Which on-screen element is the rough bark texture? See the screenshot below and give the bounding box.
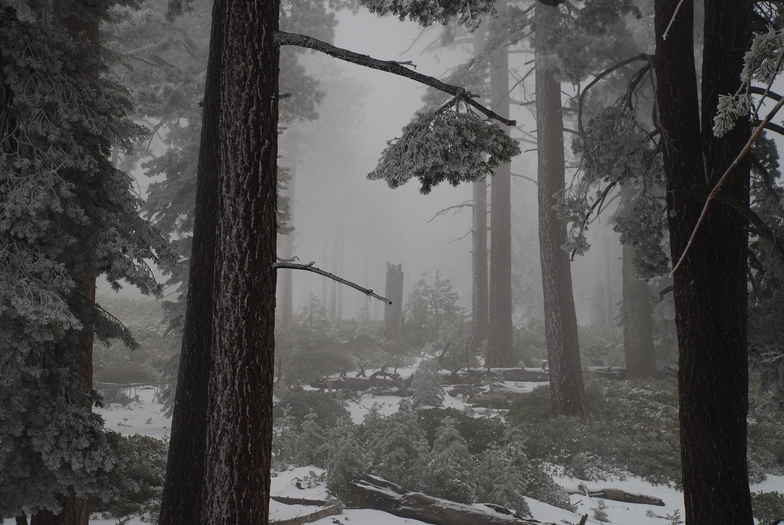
[485,2,513,368]
[384,263,404,339]
[199,0,280,521]
[471,177,489,353]
[621,242,656,379]
[157,3,223,524]
[654,0,753,523]
[535,5,585,417]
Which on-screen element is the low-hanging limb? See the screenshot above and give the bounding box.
[274,31,516,127]
[272,260,391,304]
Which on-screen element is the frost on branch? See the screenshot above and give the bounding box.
[368,96,520,194]
[359,0,495,31]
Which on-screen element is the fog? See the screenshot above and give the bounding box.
[99,6,624,327]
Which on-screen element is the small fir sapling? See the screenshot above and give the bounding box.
[412,358,445,408]
[472,445,531,516]
[422,417,475,503]
[293,412,328,468]
[325,418,368,497]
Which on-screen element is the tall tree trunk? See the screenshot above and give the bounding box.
[472,177,489,354]
[535,4,585,417]
[485,1,513,368]
[158,1,223,523]
[654,0,753,523]
[621,242,656,378]
[198,0,280,521]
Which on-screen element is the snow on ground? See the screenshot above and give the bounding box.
[90,382,784,525]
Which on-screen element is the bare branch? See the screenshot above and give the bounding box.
[428,200,473,222]
[671,93,784,276]
[273,261,391,304]
[510,172,538,185]
[275,31,516,127]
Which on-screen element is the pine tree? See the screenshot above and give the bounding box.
[0,2,172,521]
[325,418,367,498]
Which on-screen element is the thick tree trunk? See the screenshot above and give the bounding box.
[654,0,753,524]
[384,263,404,339]
[485,2,513,368]
[471,177,489,354]
[535,5,585,417]
[158,2,223,523]
[621,242,656,379]
[199,0,280,522]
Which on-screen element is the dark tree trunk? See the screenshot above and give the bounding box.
[654,0,753,524]
[471,177,489,354]
[158,2,223,523]
[485,2,513,368]
[30,495,89,525]
[384,263,404,339]
[199,0,280,521]
[535,4,585,417]
[621,242,656,379]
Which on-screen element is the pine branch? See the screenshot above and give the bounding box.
[274,31,516,127]
[273,260,391,304]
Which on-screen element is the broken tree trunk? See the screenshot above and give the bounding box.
[344,475,549,525]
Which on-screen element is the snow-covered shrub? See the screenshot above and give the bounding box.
[417,407,508,455]
[472,445,531,516]
[325,418,368,497]
[293,413,328,468]
[752,491,784,525]
[367,402,430,491]
[421,417,475,503]
[273,388,350,429]
[412,358,445,408]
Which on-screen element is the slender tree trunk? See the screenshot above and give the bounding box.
[472,177,489,354]
[604,237,613,328]
[485,1,513,368]
[654,0,753,523]
[384,263,404,339]
[535,4,585,417]
[158,2,223,523]
[621,242,656,378]
[280,166,296,329]
[337,235,344,320]
[198,0,280,521]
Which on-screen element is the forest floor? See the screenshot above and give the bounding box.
[92,383,784,525]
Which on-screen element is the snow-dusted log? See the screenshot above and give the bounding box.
[273,506,341,525]
[344,475,553,525]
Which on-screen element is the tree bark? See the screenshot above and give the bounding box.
[535,4,586,417]
[158,2,223,524]
[199,0,280,521]
[654,0,753,523]
[485,1,514,368]
[621,242,656,379]
[472,177,489,354]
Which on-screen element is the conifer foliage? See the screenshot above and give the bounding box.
[0,2,171,519]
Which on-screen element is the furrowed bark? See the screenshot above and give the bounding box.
[622,242,656,379]
[200,0,280,521]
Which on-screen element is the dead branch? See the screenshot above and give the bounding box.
[275,31,516,127]
[671,93,784,276]
[272,261,391,304]
[428,200,473,223]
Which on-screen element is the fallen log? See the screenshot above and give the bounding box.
[588,488,665,506]
[271,496,328,506]
[272,506,341,525]
[344,474,554,525]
